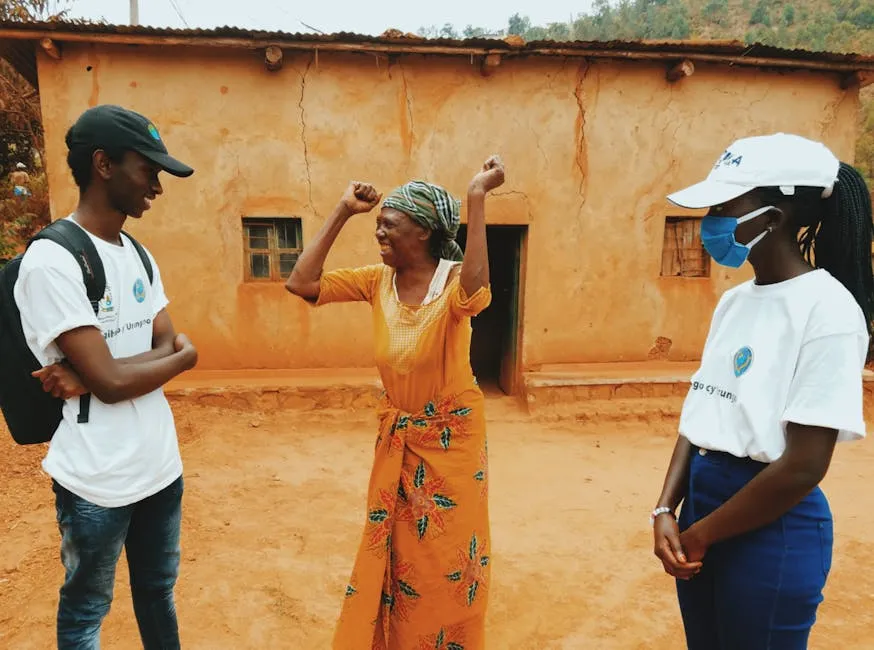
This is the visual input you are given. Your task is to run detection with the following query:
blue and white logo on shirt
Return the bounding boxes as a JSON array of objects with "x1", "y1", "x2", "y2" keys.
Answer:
[
  {"x1": 133, "y1": 278, "x2": 146, "y2": 303},
  {"x1": 97, "y1": 282, "x2": 116, "y2": 324},
  {"x1": 733, "y1": 346, "x2": 753, "y2": 377},
  {"x1": 99, "y1": 284, "x2": 114, "y2": 313}
]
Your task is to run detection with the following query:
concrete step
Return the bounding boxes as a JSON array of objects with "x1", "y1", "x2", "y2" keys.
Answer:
[{"x1": 164, "y1": 363, "x2": 874, "y2": 420}]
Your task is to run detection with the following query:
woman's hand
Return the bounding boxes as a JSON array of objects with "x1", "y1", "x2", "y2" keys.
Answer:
[
  {"x1": 679, "y1": 524, "x2": 709, "y2": 564},
  {"x1": 468, "y1": 155, "x2": 505, "y2": 195},
  {"x1": 339, "y1": 181, "x2": 382, "y2": 216},
  {"x1": 287, "y1": 182, "x2": 377, "y2": 300},
  {"x1": 32, "y1": 362, "x2": 88, "y2": 400},
  {"x1": 653, "y1": 513, "x2": 702, "y2": 580}
]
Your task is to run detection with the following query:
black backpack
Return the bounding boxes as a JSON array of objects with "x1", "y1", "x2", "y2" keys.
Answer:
[{"x1": 0, "y1": 219, "x2": 153, "y2": 445}]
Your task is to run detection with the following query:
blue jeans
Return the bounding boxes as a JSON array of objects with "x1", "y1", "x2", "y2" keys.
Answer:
[
  {"x1": 53, "y1": 477, "x2": 183, "y2": 650},
  {"x1": 677, "y1": 450, "x2": 833, "y2": 650}
]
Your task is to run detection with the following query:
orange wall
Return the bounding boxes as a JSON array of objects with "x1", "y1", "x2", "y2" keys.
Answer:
[{"x1": 35, "y1": 44, "x2": 859, "y2": 370}]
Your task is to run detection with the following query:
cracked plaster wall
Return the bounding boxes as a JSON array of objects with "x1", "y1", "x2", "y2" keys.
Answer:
[{"x1": 36, "y1": 44, "x2": 859, "y2": 370}]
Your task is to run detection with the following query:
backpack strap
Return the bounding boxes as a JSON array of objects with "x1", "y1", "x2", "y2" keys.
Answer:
[
  {"x1": 30, "y1": 219, "x2": 106, "y2": 424},
  {"x1": 121, "y1": 231, "x2": 154, "y2": 285},
  {"x1": 32, "y1": 220, "x2": 106, "y2": 314}
]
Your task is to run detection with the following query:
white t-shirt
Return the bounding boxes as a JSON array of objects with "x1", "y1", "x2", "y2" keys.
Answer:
[
  {"x1": 680, "y1": 269, "x2": 868, "y2": 463},
  {"x1": 14, "y1": 217, "x2": 182, "y2": 507}
]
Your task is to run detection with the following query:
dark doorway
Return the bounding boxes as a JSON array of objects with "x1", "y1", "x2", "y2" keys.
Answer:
[{"x1": 456, "y1": 225, "x2": 527, "y2": 395}]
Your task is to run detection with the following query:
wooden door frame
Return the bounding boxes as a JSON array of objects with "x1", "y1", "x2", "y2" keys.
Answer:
[{"x1": 498, "y1": 225, "x2": 528, "y2": 396}]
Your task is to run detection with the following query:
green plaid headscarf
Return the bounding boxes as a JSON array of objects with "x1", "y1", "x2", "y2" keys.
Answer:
[{"x1": 383, "y1": 180, "x2": 463, "y2": 261}]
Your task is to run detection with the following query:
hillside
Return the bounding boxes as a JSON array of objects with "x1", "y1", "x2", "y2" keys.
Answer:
[
  {"x1": 570, "y1": 0, "x2": 874, "y2": 52},
  {"x1": 424, "y1": 0, "x2": 874, "y2": 52}
]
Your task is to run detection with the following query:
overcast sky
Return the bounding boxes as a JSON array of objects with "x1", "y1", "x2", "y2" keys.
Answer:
[{"x1": 66, "y1": 0, "x2": 596, "y2": 36}]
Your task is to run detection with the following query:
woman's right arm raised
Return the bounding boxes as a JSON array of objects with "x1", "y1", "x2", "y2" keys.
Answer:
[{"x1": 285, "y1": 181, "x2": 381, "y2": 300}]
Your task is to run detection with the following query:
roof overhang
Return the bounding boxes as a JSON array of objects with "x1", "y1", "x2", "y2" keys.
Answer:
[{"x1": 3, "y1": 21, "x2": 874, "y2": 81}]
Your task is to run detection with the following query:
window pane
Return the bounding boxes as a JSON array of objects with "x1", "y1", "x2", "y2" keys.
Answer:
[
  {"x1": 660, "y1": 217, "x2": 709, "y2": 278},
  {"x1": 248, "y1": 225, "x2": 271, "y2": 250},
  {"x1": 242, "y1": 218, "x2": 304, "y2": 283},
  {"x1": 250, "y1": 253, "x2": 270, "y2": 278},
  {"x1": 278, "y1": 252, "x2": 299, "y2": 278},
  {"x1": 276, "y1": 221, "x2": 300, "y2": 249}
]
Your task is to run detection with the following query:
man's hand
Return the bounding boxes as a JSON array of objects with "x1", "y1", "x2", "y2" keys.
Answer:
[
  {"x1": 32, "y1": 362, "x2": 88, "y2": 400},
  {"x1": 173, "y1": 333, "x2": 198, "y2": 371}
]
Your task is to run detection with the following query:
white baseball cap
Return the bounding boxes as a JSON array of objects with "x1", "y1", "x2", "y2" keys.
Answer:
[{"x1": 667, "y1": 133, "x2": 841, "y2": 209}]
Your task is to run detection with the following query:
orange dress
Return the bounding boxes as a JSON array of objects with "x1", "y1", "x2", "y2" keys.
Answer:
[{"x1": 317, "y1": 263, "x2": 492, "y2": 650}]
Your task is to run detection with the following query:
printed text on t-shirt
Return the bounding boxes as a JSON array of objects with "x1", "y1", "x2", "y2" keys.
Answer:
[
  {"x1": 691, "y1": 380, "x2": 738, "y2": 404},
  {"x1": 103, "y1": 317, "x2": 153, "y2": 340}
]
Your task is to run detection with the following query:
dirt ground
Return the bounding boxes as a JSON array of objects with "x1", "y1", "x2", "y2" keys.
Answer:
[{"x1": 1, "y1": 394, "x2": 873, "y2": 649}]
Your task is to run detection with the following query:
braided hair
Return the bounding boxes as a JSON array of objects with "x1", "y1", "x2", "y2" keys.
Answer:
[
  {"x1": 760, "y1": 163, "x2": 874, "y2": 342},
  {"x1": 759, "y1": 163, "x2": 874, "y2": 361},
  {"x1": 807, "y1": 165, "x2": 874, "y2": 337}
]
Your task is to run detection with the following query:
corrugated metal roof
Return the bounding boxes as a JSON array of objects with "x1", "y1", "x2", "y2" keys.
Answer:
[{"x1": 2, "y1": 20, "x2": 874, "y2": 71}]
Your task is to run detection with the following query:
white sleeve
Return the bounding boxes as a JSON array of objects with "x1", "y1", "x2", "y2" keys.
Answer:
[
  {"x1": 14, "y1": 240, "x2": 101, "y2": 354},
  {"x1": 144, "y1": 247, "x2": 169, "y2": 318},
  {"x1": 781, "y1": 332, "x2": 868, "y2": 442}
]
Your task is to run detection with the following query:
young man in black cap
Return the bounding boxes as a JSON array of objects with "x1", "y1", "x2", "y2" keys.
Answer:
[{"x1": 14, "y1": 105, "x2": 197, "y2": 649}]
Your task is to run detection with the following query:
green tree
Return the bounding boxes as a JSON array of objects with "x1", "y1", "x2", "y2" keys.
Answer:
[
  {"x1": 462, "y1": 25, "x2": 491, "y2": 38},
  {"x1": 703, "y1": 0, "x2": 730, "y2": 25},
  {"x1": 829, "y1": 20, "x2": 861, "y2": 50},
  {"x1": 750, "y1": 0, "x2": 772, "y2": 26},
  {"x1": 0, "y1": 0, "x2": 70, "y2": 260},
  {"x1": 850, "y1": 3, "x2": 874, "y2": 28},
  {"x1": 783, "y1": 4, "x2": 796, "y2": 26},
  {"x1": 578, "y1": 0, "x2": 618, "y2": 40},
  {"x1": 832, "y1": 0, "x2": 858, "y2": 23},
  {"x1": 507, "y1": 13, "x2": 532, "y2": 36},
  {"x1": 525, "y1": 25, "x2": 549, "y2": 40},
  {"x1": 0, "y1": 0, "x2": 70, "y2": 21},
  {"x1": 774, "y1": 25, "x2": 795, "y2": 46},
  {"x1": 1, "y1": 0, "x2": 70, "y2": 168},
  {"x1": 745, "y1": 24, "x2": 780, "y2": 45},
  {"x1": 663, "y1": 0, "x2": 692, "y2": 38},
  {"x1": 439, "y1": 23, "x2": 459, "y2": 39},
  {"x1": 795, "y1": 11, "x2": 839, "y2": 50},
  {"x1": 544, "y1": 21, "x2": 572, "y2": 41}
]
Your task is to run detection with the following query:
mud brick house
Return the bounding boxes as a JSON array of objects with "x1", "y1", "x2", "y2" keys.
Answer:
[{"x1": 3, "y1": 22, "x2": 874, "y2": 395}]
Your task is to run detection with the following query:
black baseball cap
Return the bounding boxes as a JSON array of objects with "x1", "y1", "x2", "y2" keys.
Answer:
[{"x1": 65, "y1": 104, "x2": 194, "y2": 178}]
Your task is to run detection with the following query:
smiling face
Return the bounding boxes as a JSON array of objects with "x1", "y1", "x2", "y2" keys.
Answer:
[
  {"x1": 375, "y1": 207, "x2": 432, "y2": 268},
  {"x1": 97, "y1": 150, "x2": 164, "y2": 219}
]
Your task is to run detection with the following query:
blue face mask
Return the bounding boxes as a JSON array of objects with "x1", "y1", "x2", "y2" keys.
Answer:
[{"x1": 700, "y1": 205, "x2": 774, "y2": 268}]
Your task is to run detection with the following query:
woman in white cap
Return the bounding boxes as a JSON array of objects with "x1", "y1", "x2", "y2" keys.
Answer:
[{"x1": 651, "y1": 133, "x2": 872, "y2": 649}]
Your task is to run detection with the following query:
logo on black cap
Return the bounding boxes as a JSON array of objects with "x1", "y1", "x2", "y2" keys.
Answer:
[{"x1": 67, "y1": 105, "x2": 193, "y2": 178}]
